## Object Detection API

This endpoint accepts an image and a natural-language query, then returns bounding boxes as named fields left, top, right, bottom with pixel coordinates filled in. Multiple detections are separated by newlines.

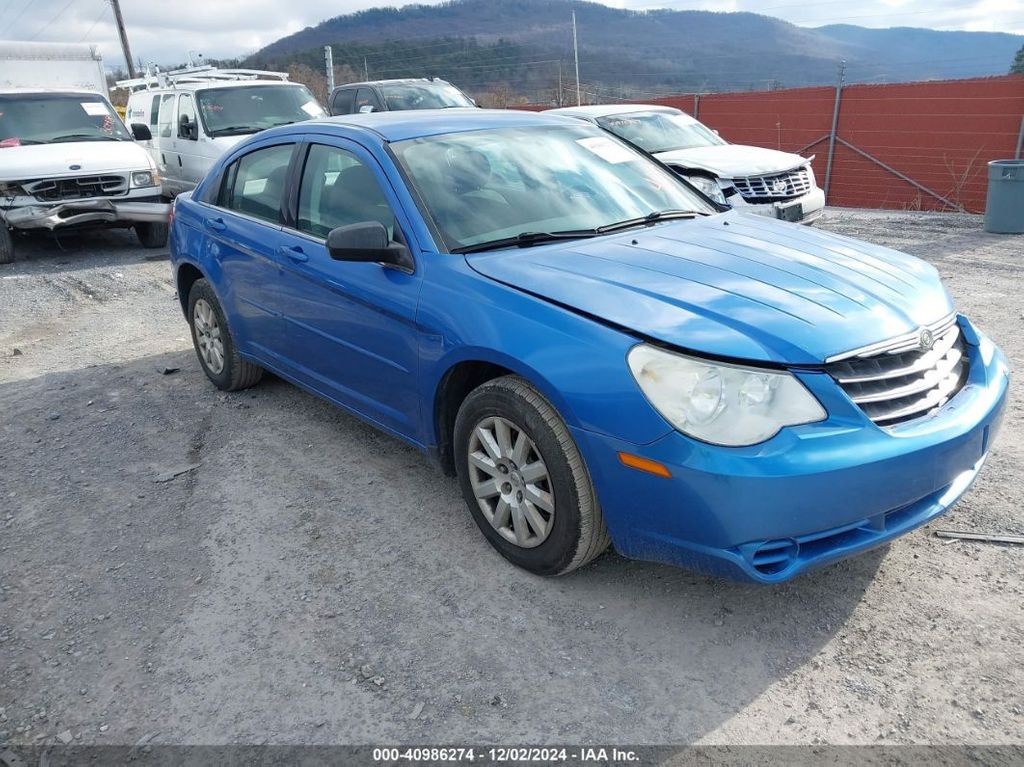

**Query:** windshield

left=0, top=93, right=131, bottom=146
left=197, top=85, right=326, bottom=136
left=596, top=111, right=726, bottom=154
left=391, top=125, right=714, bottom=251
left=381, top=82, right=475, bottom=111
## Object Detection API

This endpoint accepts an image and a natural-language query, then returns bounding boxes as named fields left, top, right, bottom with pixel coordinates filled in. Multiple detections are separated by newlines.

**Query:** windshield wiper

left=596, top=209, right=704, bottom=234
left=211, top=126, right=259, bottom=136
left=50, top=134, right=122, bottom=143
left=453, top=229, right=599, bottom=254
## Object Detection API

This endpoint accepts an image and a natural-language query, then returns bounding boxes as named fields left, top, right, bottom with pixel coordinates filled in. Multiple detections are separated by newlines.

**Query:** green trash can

left=984, top=159, right=1024, bottom=234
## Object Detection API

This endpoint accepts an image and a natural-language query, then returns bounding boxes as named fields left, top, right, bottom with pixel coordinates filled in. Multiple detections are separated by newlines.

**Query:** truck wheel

left=0, top=225, right=13, bottom=265
left=135, top=222, right=168, bottom=249
left=454, top=375, right=610, bottom=576
left=187, top=278, right=263, bottom=391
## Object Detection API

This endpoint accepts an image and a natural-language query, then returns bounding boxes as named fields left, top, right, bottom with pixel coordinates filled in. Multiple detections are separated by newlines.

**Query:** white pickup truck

left=0, top=42, right=169, bottom=263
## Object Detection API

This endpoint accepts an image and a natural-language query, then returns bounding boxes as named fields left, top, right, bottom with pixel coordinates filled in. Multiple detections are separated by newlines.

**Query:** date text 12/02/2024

left=372, top=747, right=640, bottom=762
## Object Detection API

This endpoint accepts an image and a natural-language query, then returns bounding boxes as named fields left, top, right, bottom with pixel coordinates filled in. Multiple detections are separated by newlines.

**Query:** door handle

left=277, top=245, right=308, bottom=263
left=204, top=217, right=226, bottom=232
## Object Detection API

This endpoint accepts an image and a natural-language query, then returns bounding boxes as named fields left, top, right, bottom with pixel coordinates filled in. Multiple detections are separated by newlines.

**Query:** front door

left=274, top=141, right=423, bottom=442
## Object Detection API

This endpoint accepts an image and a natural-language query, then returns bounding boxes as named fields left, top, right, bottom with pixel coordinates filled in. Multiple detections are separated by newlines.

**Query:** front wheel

left=135, top=221, right=168, bottom=249
left=454, top=376, right=610, bottom=575
left=187, top=278, right=263, bottom=391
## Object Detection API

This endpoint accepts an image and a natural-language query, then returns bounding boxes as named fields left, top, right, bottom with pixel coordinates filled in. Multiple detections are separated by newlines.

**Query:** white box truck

left=0, top=41, right=169, bottom=263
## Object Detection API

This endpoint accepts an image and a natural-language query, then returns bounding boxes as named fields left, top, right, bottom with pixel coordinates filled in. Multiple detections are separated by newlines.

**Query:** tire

left=187, top=278, right=263, bottom=391
left=454, top=375, right=610, bottom=576
left=135, top=221, right=168, bottom=249
left=0, top=224, right=13, bottom=265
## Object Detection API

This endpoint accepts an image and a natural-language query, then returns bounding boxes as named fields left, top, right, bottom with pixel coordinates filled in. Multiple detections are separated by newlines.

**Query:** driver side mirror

left=130, top=123, right=152, bottom=141
left=327, top=221, right=413, bottom=272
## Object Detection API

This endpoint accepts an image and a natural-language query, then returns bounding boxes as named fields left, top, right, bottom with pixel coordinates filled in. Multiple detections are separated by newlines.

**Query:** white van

left=121, top=67, right=326, bottom=197
left=0, top=41, right=169, bottom=263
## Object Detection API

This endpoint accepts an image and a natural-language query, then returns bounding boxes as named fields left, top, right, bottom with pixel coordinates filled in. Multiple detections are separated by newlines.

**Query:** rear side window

left=219, top=144, right=294, bottom=224
left=331, top=89, right=355, bottom=115
left=296, top=144, right=394, bottom=238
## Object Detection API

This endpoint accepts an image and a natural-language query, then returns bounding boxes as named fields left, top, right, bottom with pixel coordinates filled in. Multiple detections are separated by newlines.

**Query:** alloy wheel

left=193, top=298, right=225, bottom=375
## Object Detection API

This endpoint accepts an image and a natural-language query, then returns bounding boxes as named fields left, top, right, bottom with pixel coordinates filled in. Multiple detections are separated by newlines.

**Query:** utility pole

left=823, top=59, right=846, bottom=204
left=109, top=0, right=136, bottom=78
left=324, top=46, right=335, bottom=91
left=557, top=60, right=563, bottom=106
left=572, top=10, right=581, bottom=106
left=364, top=57, right=369, bottom=81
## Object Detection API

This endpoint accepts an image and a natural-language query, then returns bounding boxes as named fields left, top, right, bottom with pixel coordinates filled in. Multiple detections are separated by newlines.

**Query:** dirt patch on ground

left=0, top=212, right=1021, bottom=747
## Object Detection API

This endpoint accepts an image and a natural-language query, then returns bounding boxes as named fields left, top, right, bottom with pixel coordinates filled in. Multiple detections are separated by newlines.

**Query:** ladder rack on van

left=115, top=65, right=290, bottom=92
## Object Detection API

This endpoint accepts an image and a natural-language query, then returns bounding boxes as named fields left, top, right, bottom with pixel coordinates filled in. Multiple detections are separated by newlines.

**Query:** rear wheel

left=0, top=224, right=13, bottom=265
left=187, top=278, right=263, bottom=391
left=454, top=375, right=610, bottom=575
left=135, top=221, right=168, bottom=249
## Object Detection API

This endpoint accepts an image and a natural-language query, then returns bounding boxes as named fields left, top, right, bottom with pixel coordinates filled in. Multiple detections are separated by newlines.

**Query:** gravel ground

left=0, top=211, right=1021, bottom=748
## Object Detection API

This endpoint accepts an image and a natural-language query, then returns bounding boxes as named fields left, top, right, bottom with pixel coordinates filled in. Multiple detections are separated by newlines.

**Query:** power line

left=28, top=0, right=78, bottom=41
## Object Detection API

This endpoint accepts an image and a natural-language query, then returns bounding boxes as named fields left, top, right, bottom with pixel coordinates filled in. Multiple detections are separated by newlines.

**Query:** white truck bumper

left=2, top=197, right=169, bottom=231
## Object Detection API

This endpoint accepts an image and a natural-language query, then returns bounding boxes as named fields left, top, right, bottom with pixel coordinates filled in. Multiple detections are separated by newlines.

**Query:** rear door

left=272, top=139, right=424, bottom=440
left=200, top=141, right=298, bottom=361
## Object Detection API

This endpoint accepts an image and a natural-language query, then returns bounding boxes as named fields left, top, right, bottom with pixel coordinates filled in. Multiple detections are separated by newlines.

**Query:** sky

left=0, top=0, right=1021, bottom=71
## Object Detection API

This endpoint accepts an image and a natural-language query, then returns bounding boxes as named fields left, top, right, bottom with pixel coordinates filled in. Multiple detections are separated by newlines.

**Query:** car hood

left=654, top=144, right=808, bottom=178
left=0, top=141, right=153, bottom=182
left=465, top=211, right=953, bottom=365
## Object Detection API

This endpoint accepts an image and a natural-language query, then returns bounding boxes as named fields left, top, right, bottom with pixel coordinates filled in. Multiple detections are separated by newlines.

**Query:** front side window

left=354, top=88, right=382, bottom=113
left=391, top=125, right=714, bottom=251
left=220, top=144, right=294, bottom=224
left=380, top=81, right=474, bottom=111
left=148, top=95, right=161, bottom=127
left=331, top=89, right=355, bottom=115
left=596, top=111, right=726, bottom=154
left=297, top=144, right=394, bottom=239
left=0, top=93, right=131, bottom=145
left=197, top=85, right=325, bottom=137
left=177, top=94, right=196, bottom=138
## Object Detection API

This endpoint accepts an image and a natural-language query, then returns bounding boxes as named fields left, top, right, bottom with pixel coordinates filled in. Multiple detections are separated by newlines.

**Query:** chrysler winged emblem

left=919, top=328, right=935, bottom=351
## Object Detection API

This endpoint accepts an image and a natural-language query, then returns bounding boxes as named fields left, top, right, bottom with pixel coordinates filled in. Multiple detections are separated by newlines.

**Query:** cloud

left=0, top=0, right=1020, bottom=71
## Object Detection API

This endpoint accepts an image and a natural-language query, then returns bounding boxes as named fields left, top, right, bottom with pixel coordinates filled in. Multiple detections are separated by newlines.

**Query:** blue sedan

left=168, top=109, right=1009, bottom=583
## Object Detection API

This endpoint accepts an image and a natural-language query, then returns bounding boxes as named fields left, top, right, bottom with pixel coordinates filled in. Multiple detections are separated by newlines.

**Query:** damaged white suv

left=548, top=104, right=825, bottom=225
left=0, top=89, right=169, bottom=263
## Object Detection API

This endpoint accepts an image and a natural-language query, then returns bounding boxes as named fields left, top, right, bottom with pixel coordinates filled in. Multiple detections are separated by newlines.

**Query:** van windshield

left=0, top=93, right=131, bottom=146
left=197, top=85, right=326, bottom=137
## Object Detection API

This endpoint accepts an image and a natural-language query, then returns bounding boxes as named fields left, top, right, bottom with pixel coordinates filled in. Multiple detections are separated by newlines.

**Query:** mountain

left=243, top=0, right=1024, bottom=104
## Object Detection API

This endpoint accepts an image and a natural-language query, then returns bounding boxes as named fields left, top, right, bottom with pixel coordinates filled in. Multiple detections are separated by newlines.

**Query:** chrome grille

left=732, top=167, right=812, bottom=203
left=825, top=316, right=969, bottom=426
left=22, top=175, right=127, bottom=202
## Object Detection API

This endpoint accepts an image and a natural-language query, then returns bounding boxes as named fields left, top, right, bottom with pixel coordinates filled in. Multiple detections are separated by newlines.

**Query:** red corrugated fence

left=522, top=75, right=1024, bottom=213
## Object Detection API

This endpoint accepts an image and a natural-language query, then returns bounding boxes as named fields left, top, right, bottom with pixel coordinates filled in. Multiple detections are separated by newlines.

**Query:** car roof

left=0, top=88, right=106, bottom=97
left=128, top=80, right=304, bottom=95
left=296, top=108, right=582, bottom=142
left=546, top=103, right=684, bottom=120
left=333, top=78, right=450, bottom=90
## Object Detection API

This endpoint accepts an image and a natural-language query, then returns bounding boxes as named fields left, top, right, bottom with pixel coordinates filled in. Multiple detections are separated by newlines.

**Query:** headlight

left=131, top=170, right=156, bottom=188
left=627, top=344, right=826, bottom=446
left=683, top=174, right=726, bottom=204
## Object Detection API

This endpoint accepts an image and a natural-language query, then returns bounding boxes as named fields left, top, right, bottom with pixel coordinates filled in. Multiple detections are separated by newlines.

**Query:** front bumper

left=728, top=186, right=826, bottom=225
left=573, top=318, right=1009, bottom=583
left=2, top=196, right=168, bottom=231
